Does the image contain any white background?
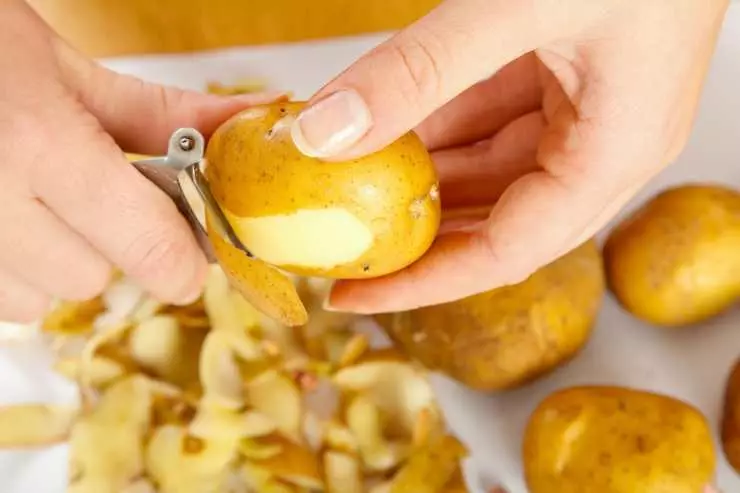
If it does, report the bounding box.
[1,4,740,492]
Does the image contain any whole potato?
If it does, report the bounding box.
[375,240,605,391]
[604,184,740,327]
[721,356,740,474]
[205,101,440,279]
[523,386,716,493]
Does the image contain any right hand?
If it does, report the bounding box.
[0,0,283,322]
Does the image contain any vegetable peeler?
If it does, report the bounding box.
[130,128,253,262]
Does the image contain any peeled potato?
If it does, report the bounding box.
[604,183,740,327]
[376,240,604,390]
[205,101,440,279]
[523,386,716,493]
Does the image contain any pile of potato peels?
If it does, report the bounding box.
[0,266,472,493]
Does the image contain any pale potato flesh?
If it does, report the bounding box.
[224,207,373,269]
[208,215,308,327]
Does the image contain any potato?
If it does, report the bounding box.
[721,356,740,473]
[604,184,740,327]
[523,386,716,493]
[376,240,604,391]
[205,101,440,279]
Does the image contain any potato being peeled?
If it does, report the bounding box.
[205,101,440,279]
[376,240,604,391]
[604,184,740,327]
[523,386,716,493]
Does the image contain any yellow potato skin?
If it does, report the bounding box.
[523,386,716,493]
[721,357,740,473]
[208,213,308,327]
[205,101,440,279]
[604,184,740,327]
[376,240,605,391]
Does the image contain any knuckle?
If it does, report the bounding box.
[384,32,446,108]
[123,224,201,300]
[149,83,196,128]
[0,115,49,182]
[476,231,531,286]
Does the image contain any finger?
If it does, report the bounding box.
[329,0,726,313]
[291,0,603,159]
[327,61,622,312]
[0,197,111,301]
[328,168,601,313]
[31,104,207,304]
[55,42,290,155]
[435,111,544,208]
[416,53,542,151]
[438,206,491,235]
[0,269,50,324]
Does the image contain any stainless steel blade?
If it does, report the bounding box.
[130,128,252,263]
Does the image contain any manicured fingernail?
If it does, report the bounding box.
[291,89,372,158]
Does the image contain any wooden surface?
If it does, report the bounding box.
[29,0,440,57]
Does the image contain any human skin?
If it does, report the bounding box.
[289,0,731,318]
[0,0,286,321]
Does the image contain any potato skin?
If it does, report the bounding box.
[721,357,740,473]
[523,386,716,493]
[205,101,440,279]
[376,240,604,391]
[208,213,308,327]
[604,184,740,327]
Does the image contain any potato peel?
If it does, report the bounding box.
[390,435,468,493]
[42,297,106,336]
[324,450,364,493]
[0,404,78,448]
[246,370,303,440]
[3,264,472,492]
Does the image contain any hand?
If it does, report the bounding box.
[291,0,730,313]
[0,0,284,322]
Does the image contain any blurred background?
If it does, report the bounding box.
[28,0,440,57]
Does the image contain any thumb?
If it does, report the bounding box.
[291,0,598,160]
[54,41,289,155]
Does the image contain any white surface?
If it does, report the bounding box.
[2,6,740,492]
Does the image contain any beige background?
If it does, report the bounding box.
[29,0,440,57]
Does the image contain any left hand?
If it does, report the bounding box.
[289,0,729,314]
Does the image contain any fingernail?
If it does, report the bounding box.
[291,89,372,158]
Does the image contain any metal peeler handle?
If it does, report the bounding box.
[130,128,253,263]
[131,129,216,262]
